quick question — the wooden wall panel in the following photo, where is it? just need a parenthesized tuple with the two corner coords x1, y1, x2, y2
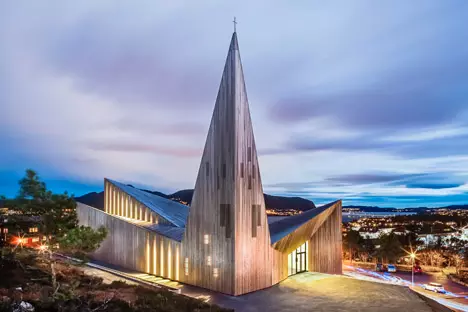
(272, 201, 341, 254)
(308, 201, 343, 274)
(77, 203, 181, 280)
(233, 47, 272, 295)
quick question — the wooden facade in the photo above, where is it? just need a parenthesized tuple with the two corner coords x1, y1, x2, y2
(77, 31, 342, 296)
(77, 203, 181, 281)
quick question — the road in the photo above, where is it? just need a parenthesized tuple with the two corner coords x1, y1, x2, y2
(344, 264, 468, 311)
(391, 270, 467, 294)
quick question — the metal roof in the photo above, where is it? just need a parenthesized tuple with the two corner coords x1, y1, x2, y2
(107, 179, 189, 228)
(144, 224, 185, 242)
(268, 200, 340, 244)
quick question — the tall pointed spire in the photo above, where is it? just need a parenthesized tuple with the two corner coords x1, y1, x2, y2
(182, 32, 272, 295)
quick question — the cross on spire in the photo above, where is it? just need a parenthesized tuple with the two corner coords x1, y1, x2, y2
(233, 17, 237, 32)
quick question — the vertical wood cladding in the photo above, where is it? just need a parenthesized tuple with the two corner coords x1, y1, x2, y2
(77, 203, 180, 280)
(182, 32, 272, 295)
(104, 179, 175, 226)
(309, 201, 343, 274)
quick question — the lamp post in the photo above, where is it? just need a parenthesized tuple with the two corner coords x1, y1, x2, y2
(410, 253, 416, 286)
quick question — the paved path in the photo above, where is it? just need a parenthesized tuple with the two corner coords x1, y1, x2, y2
(209, 273, 433, 312)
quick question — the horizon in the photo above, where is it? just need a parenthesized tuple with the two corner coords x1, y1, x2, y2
(2, 1, 468, 208)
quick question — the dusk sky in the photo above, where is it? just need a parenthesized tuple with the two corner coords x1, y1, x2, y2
(2, 1, 468, 207)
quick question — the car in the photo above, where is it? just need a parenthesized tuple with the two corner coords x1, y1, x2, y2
(387, 264, 397, 273)
(413, 265, 422, 274)
(375, 263, 385, 272)
(423, 282, 445, 293)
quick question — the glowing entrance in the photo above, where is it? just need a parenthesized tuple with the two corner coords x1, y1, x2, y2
(288, 241, 308, 276)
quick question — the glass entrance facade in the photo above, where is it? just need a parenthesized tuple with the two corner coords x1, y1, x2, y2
(287, 241, 308, 276)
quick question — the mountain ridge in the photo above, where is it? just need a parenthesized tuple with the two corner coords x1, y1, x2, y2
(75, 187, 317, 212)
(74, 187, 468, 213)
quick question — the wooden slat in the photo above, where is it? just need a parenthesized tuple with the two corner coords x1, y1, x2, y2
(77, 203, 180, 280)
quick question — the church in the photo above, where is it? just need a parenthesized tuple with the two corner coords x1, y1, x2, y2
(77, 31, 342, 296)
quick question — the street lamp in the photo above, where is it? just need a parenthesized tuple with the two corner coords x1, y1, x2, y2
(410, 252, 416, 286)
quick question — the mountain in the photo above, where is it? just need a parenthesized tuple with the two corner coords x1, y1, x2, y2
(168, 189, 316, 211)
(75, 191, 104, 209)
(75, 187, 317, 212)
(74, 188, 468, 213)
(342, 205, 468, 212)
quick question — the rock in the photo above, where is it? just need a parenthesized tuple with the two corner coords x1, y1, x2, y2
(12, 301, 34, 312)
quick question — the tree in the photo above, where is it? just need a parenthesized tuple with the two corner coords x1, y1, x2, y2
(360, 237, 375, 262)
(59, 226, 107, 260)
(8, 169, 107, 293)
(377, 232, 402, 263)
(343, 229, 361, 263)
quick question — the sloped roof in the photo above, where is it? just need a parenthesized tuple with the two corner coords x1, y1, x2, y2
(268, 200, 340, 244)
(144, 224, 185, 242)
(107, 179, 189, 228)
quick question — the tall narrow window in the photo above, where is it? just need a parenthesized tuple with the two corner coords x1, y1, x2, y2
(207, 256, 212, 266)
(248, 147, 252, 162)
(252, 205, 257, 238)
(205, 162, 209, 177)
(252, 165, 256, 179)
(222, 163, 226, 178)
(240, 162, 244, 178)
(217, 174, 220, 189)
(204, 234, 210, 245)
(220, 204, 226, 227)
(248, 175, 252, 189)
(213, 268, 219, 278)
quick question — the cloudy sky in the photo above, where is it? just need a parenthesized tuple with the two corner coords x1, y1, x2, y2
(1, 1, 468, 207)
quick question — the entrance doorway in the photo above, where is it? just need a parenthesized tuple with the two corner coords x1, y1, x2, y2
(288, 241, 308, 276)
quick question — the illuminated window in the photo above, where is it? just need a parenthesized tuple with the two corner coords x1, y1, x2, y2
(204, 234, 210, 245)
(207, 256, 212, 266)
(29, 227, 38, 233)
(213, 268, 219, 278)
(2, 228, 7, 234)
(184, 258, 189, 276)
(32, 237, 39, 243)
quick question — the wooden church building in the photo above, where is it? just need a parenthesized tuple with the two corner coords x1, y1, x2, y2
(77, 31, 342, 296)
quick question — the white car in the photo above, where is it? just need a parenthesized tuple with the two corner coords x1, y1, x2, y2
(387, 264, 397, 273)
(423, 282, 445, 293)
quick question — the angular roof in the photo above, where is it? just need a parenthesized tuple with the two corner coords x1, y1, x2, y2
(107, 179, 189, 228)
(268, 200, 340, 244)
(144, 224, 185, 242)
